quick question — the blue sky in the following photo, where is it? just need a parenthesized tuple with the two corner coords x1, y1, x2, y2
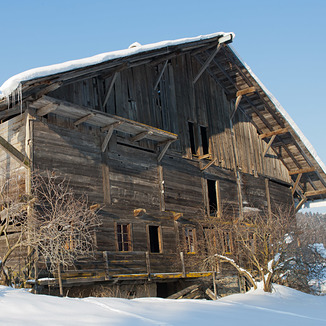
(0, 0, 325, 212)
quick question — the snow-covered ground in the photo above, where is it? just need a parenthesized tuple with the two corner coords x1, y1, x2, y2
(0, 284, 325, 325)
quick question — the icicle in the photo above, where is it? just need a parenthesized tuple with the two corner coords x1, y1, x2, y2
(6, 96, 10, 110)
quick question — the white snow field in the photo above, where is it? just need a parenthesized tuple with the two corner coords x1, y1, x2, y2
(0, 284, 325, 326)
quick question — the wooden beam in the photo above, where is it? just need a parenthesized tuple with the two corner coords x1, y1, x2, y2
(0, 135, 30, 168)
(200, 158, 217, 171)
(289, 167, 316, 176)
(100, 121, 123, 132)
(74, 113, 95, 126)
(295, 197, 307, 213)
(263, 134, 276, 157)
(37, 103, 58, 117)
(236, 86, 256, 97)
(101, 122, 121, 152)
(259, 128, 289, 139)
(305, 189, 326, 197)
(292, 173, 302, 195)
(153, 60, 168, 90)
(157, 140, 174, 162)
(102, 72, 118, 108)
(129, 131, 153, 142)
(193, 44, 222, 84)
(33, 82, 62, 100)
(230, 95, 242, 120)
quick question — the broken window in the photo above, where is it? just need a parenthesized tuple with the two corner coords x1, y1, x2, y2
(116, 223, 132, 252)
(200, 126, 209, 155)
(207, 179, 219, 216)
(148, 225, 162, 253)
(185, 227, 196, 253)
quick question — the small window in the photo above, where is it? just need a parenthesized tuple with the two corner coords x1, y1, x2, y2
(207, 179, 219, 216)
(200, 126, 209, 155)
(223, 231, 232, 254)
(116, 224, 132, 252)
(188, 121, 196, 155)
(185, 227, 196, 253)
(148, 225, 162, 253)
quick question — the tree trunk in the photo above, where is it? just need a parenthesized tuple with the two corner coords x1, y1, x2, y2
(57, 264, 63, 297)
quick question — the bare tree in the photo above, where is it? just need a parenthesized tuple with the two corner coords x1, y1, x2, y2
(0, 174, 31, 285)
(28, 172, 101, 296)
(196, 203, 296, 292)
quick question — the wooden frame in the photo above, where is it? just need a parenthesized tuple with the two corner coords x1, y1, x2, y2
(115, 223, 133, 252)
(184, 227, 197, 254)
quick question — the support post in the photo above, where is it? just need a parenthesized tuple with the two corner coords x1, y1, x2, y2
(146, 251, 151, 281)
(263, 134, 276, 157)
(193, 44, 222, 84)
(180, 252, 186, 277)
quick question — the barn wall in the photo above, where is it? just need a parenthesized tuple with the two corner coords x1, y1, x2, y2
(49, 52, 290, 184)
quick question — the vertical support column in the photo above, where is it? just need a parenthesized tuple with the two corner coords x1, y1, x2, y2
(229, 105, 243, 219)
(180, 251, 186, 277)
(25, 107, 36, 279)
(158, 165, 165, 211)
(265, 178, 272, 219)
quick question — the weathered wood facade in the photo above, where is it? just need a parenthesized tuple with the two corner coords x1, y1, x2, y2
(0, 32, 325, 296)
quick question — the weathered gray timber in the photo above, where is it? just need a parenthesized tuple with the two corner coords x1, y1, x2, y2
(0, 32, 321, 297)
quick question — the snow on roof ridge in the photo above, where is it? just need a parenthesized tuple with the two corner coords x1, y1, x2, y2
(0, 32, 233, 98)
(229, 45, 326, 177)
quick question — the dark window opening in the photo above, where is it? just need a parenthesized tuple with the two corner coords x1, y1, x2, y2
(207, 179, 218, 216)
(116, 224, 132, 251)
(188, 121, 196, 155)
(149, 225, 161, 253)
(200, 126, 209, 155)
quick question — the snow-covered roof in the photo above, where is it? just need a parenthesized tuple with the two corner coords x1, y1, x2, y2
(0, 32, 233, 98)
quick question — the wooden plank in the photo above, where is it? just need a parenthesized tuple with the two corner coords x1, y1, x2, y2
(263, 134, 276, 157)
(102, 72, 118, 108)
(101, 122, 122, 152)
(157, 140, 174, 162)
(237, 86, 256, 97)
(180, 252, 186, 277)
(0, 135, 30, 168)
(74, 113, 95, 126)
(305, 189, 326, 197)
(153, 60, 168, 90)
(37, 103, 58, 117)
(193, 44, 222, 84)
(288, 167, 316, 175)
(295, 197, 307, 213)
(205, 288, 217, 300)
(200, 158, 217, 171)
(259, 128, 288, 139)
(292, 173, 302, 195)
(129, 131, 153, 142)
(167, 284, 199, 299)
(265, 178, 272, 219)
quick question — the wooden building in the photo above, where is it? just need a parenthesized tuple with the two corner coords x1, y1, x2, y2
(0, 32, 325, 297)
